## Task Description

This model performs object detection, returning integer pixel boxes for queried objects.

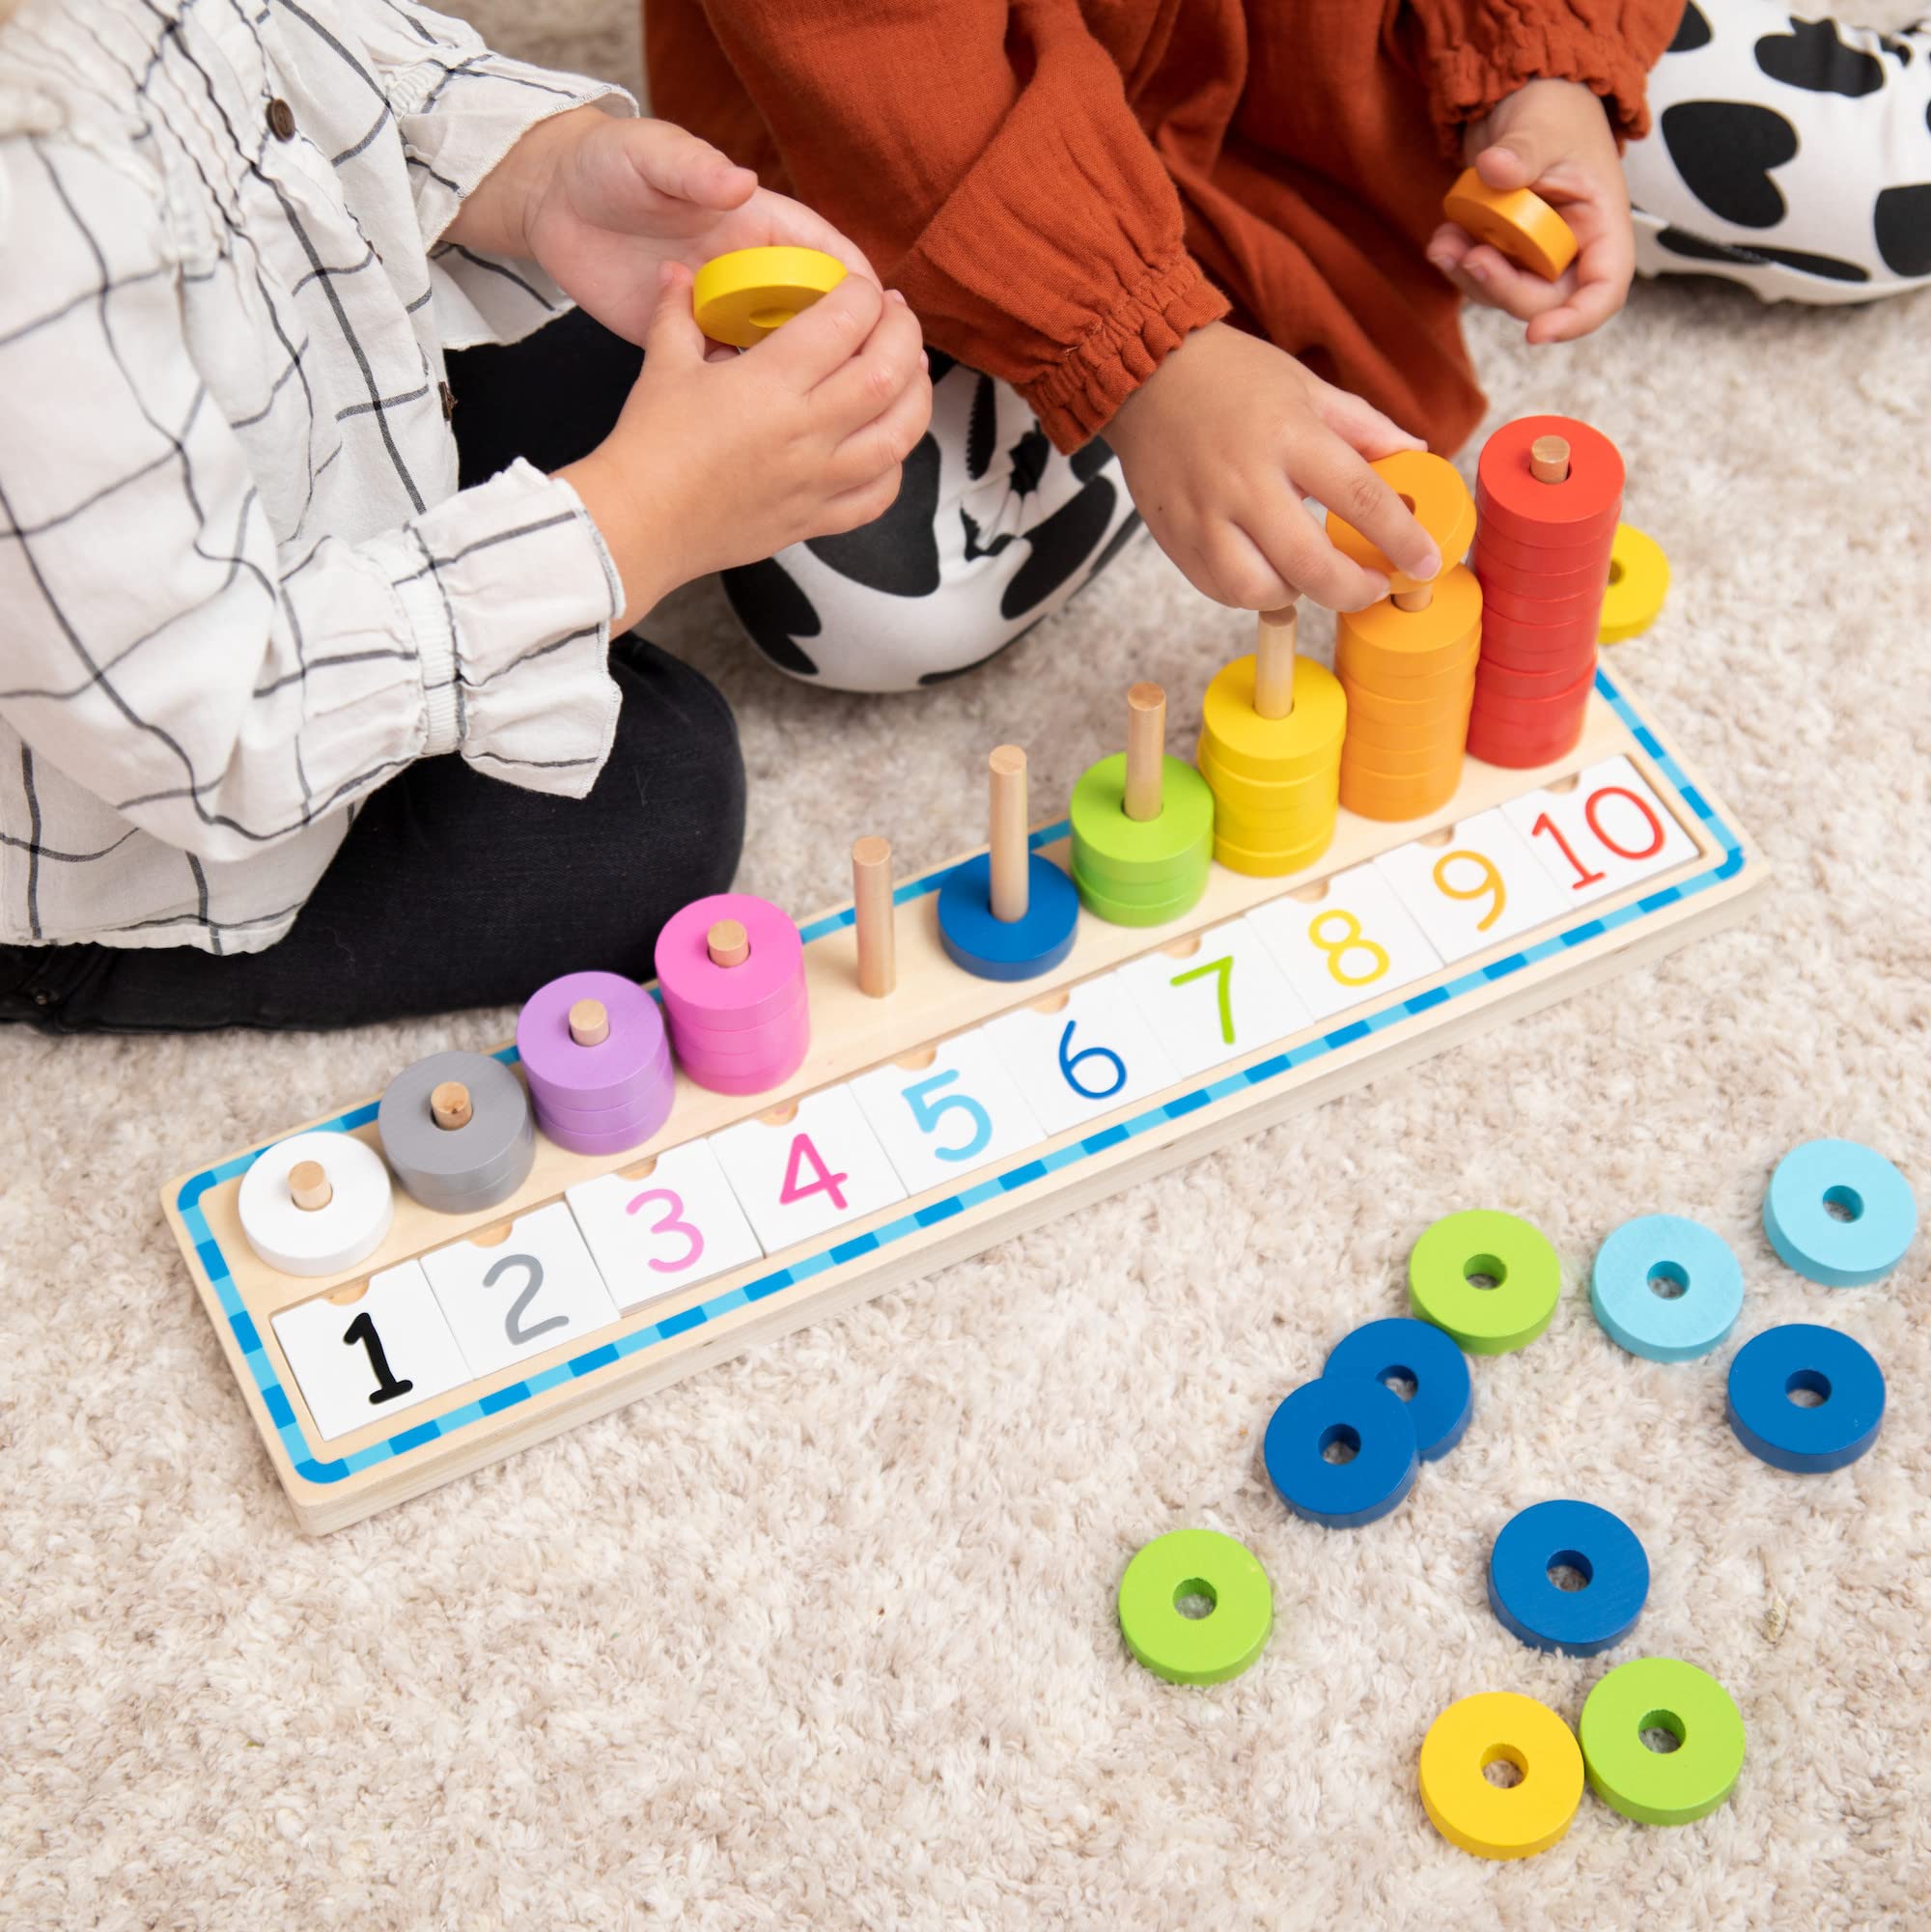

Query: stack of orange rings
[1325,452,1480,822]
[1466,416,1625,770]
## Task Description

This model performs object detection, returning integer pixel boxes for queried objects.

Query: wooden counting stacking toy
[238,1131,394,1277]
[655,893,810,1095]
[516,970,675,1157]
[1195,605,1346,874]
[378,1050,534,1215]
[1117,1528,1273,1685]
[1069,683,1215,927]
[1441,166,1580,281]
[691,245,847,348]
[938,745,1079,980]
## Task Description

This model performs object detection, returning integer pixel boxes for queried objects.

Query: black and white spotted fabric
[1625,0,1931,300]
[722,351,1142,693]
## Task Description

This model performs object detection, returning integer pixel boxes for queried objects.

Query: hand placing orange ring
[692,245,848,348]
[1325,451,1476,596]
[1441,167,1579,281]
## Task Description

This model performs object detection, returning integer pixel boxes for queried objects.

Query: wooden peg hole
[760,1101,799,1128]
[1530,435,1571,485]
[1161,934,1204,960]
[1548,772,1581,796]
[1291,878,1332,904]
[431,1081,472,1131]
[469,1220,516,1249]
[618,1156,659,1183]
[708,919,750,968]
[1030,989,1071,1017]
[323,1279,374,1307]
[894,1045,938,1073]
[1420,825,1458,848]
[288,1160,332,1213]
[568,997,610,1048]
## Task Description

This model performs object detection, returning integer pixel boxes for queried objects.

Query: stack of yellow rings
[1195,652,1347,877]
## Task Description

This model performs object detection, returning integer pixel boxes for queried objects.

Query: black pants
[0,312,742,1034]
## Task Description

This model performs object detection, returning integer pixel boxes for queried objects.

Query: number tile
[271,1259,469,1444]
[850,1031,1044,1195]
[980,974,1179,1136]
[709,1085,907,1253]
[1500,755,1699,909]
[421,1200,620,1379]
[565,1138,763,1311]
[1245,863,1442,1022]
[1373,809,1567,962]
[1114,919,1310,1078]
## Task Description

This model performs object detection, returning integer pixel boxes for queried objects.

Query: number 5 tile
[709,1085,907,1254]
[1245,862,1442,1022]
[1373,809,1567,962]
[979,973,1178,1136]
[850,1031,1043,1196]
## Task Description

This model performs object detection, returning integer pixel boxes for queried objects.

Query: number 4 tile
[1500,754,1700,909]
[709,1084,907,1254]
[850,1031,1043,1196]
[272,1259,469,1444]
[566,1137,763,1312]
[1114,919,1310,1078]
[1373,809,1567,962]
[1245,863,1442,1022]
[980,973,1178,1137]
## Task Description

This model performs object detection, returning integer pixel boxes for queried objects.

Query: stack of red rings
[1467,415,1624,768]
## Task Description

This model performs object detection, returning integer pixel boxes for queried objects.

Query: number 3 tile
[980,973,1178,1136]
[709,1085,907,1254]
[1373,809,1567,962]
[1245,863,1442,1022]
[565,1137,763,1312]
[421,1199,619,1379]
[850,1031,1043,1195]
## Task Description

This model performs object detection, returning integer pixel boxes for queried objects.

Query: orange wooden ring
[1334,565,1482,680]
[1442,168,1579,281]
[1342,734,1467,777]
[1339,675,1474,728]
[1476,416,1624,538]
[1340,703,1469,756]
[1341,764,1462,822]
[1326,452,1476,597]
[1337,636,1477,693]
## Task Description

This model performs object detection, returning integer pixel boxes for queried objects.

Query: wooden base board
[163,671,1764,1532]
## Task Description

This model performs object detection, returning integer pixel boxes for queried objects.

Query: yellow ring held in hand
[692,246,848,348]
[1441,167,1580,281]
[1598,523,1670,643]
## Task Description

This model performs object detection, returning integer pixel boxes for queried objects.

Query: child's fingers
[1455,244,1576,322]
[1297,434,1441,584]
[1308,378,1429,462]
[813,467,908,537]
[752,273,887,390]
[1525,231,1635,344]
[623,119,758,211]
[743,189,883,287]
[641,263,709,368]
[1203,519,1301,612]
[1473,131,1555,196]
[826,368,934,490]
[809,292,926,431]
[1240,473,1391,611]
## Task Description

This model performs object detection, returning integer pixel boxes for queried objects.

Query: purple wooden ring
[525,1040,673,1114]
[538,1106,674,1158]
[517,971,668,1110]
[534,1076,674,1146]
[655,893,806,1032]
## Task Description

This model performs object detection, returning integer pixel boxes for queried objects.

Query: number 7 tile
[850,1031,1043,1195]
[1114,919,1310,1078]
[709,1084,907,1253]
[1373,809,1567,961]
[565,1137,763,1311]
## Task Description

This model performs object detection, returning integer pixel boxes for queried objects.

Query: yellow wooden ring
[692,246,848,348]
[1597,523,1670,643]
[1418,1692,1584,1861]
[1326,453,1476,597]
[1197,655,1346,782]
[1441,167,1579,281]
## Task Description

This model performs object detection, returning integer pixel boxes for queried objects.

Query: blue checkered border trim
[177,669,1747,1487]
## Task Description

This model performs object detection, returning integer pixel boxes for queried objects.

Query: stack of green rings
[1068,752,1216,927]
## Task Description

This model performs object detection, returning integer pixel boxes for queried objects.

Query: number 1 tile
[1500,754,1700,909]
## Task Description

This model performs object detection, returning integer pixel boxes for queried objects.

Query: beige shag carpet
[5,7,1928,1926]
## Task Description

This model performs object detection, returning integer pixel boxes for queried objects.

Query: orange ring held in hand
[1441,168,1579,281]
[1326,452,1476,597]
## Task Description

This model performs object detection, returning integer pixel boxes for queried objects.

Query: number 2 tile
[421,1199,619,1379]
[1373,809,1567,962]
[565,1137,764,1312]
[709,1085,907,1254]
[979,973,1178,1136]
[1114,919,1310,1078]
[850,1031,1043,1196]
[1245,863,1442,1022]
[1500,754,1699,909]
[272,1259,469,1443]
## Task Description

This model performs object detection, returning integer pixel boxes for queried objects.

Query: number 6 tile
[851,1031,1044,1195]
[709,1085,907,1254]
[980,974,1178,1136]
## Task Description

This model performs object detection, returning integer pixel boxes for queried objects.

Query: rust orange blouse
[648,2,1680,455]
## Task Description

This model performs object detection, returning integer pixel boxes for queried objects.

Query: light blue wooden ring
[1590,1215,1744,1362]
[1763,1138,1917,1286]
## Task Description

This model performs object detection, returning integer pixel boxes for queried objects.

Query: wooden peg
[431,1080,472,1131]
[1254,606,1297,720]
[1530,434,1571,486]
[288,1159,332,1213]
[1392,585,1435,613]
[567,997,609,1048]
[851,834,896,998]
[707,918,750,968]
[989,744,1029,924]
[1124,683,1166,822]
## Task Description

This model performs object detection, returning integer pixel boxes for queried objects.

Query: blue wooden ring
[1590,1215,1744,1362]
[1487,1499,1649,1655]
[1763,1138,1917,1286]
[1263,1376,1418,1527]
[1726,1323,1885,1472]
[936,852,1079,982]
[1321,1317,1471,1461]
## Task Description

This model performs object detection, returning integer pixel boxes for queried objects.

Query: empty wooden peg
[1254,607,1297,719]
[1124,683,1166,822]
[430,1080,473,1132]
[707,918,750,968]
[989,744,1030,923]
[288,1159,332,1213]
[567,996,609,1048]
[1531,434,1572,486]
[851,834,896,998]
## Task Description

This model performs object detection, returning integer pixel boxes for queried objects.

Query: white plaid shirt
[0,0,631,953]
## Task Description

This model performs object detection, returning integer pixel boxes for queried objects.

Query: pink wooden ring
[656,893,806,1032]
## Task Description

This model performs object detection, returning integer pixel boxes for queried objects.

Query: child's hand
[1428,79,1634,344]
[1105,322,1440,613]
[557,265,931,628]
[452,108,879,344]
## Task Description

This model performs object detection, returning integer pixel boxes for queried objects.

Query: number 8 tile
[1245,863,1441,1022]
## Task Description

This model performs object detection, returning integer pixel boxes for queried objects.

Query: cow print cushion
[722,358,1141,693]
[1625,0,1930,302]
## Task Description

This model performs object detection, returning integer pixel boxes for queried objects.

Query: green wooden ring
[1409,1209,1561,1354]
[1070,755,1215,880]
[1074,848,1212,903]
[1579,1658,1745,1825]
[1117,1528,1273,1684]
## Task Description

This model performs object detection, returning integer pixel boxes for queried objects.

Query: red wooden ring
[1476,415,1625,536]
[1478,577,1608,628]
[1475,658,1597,702]
[1469,671,1595,720]
[1473,519,1620,574]
[1480,608,1604,654]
